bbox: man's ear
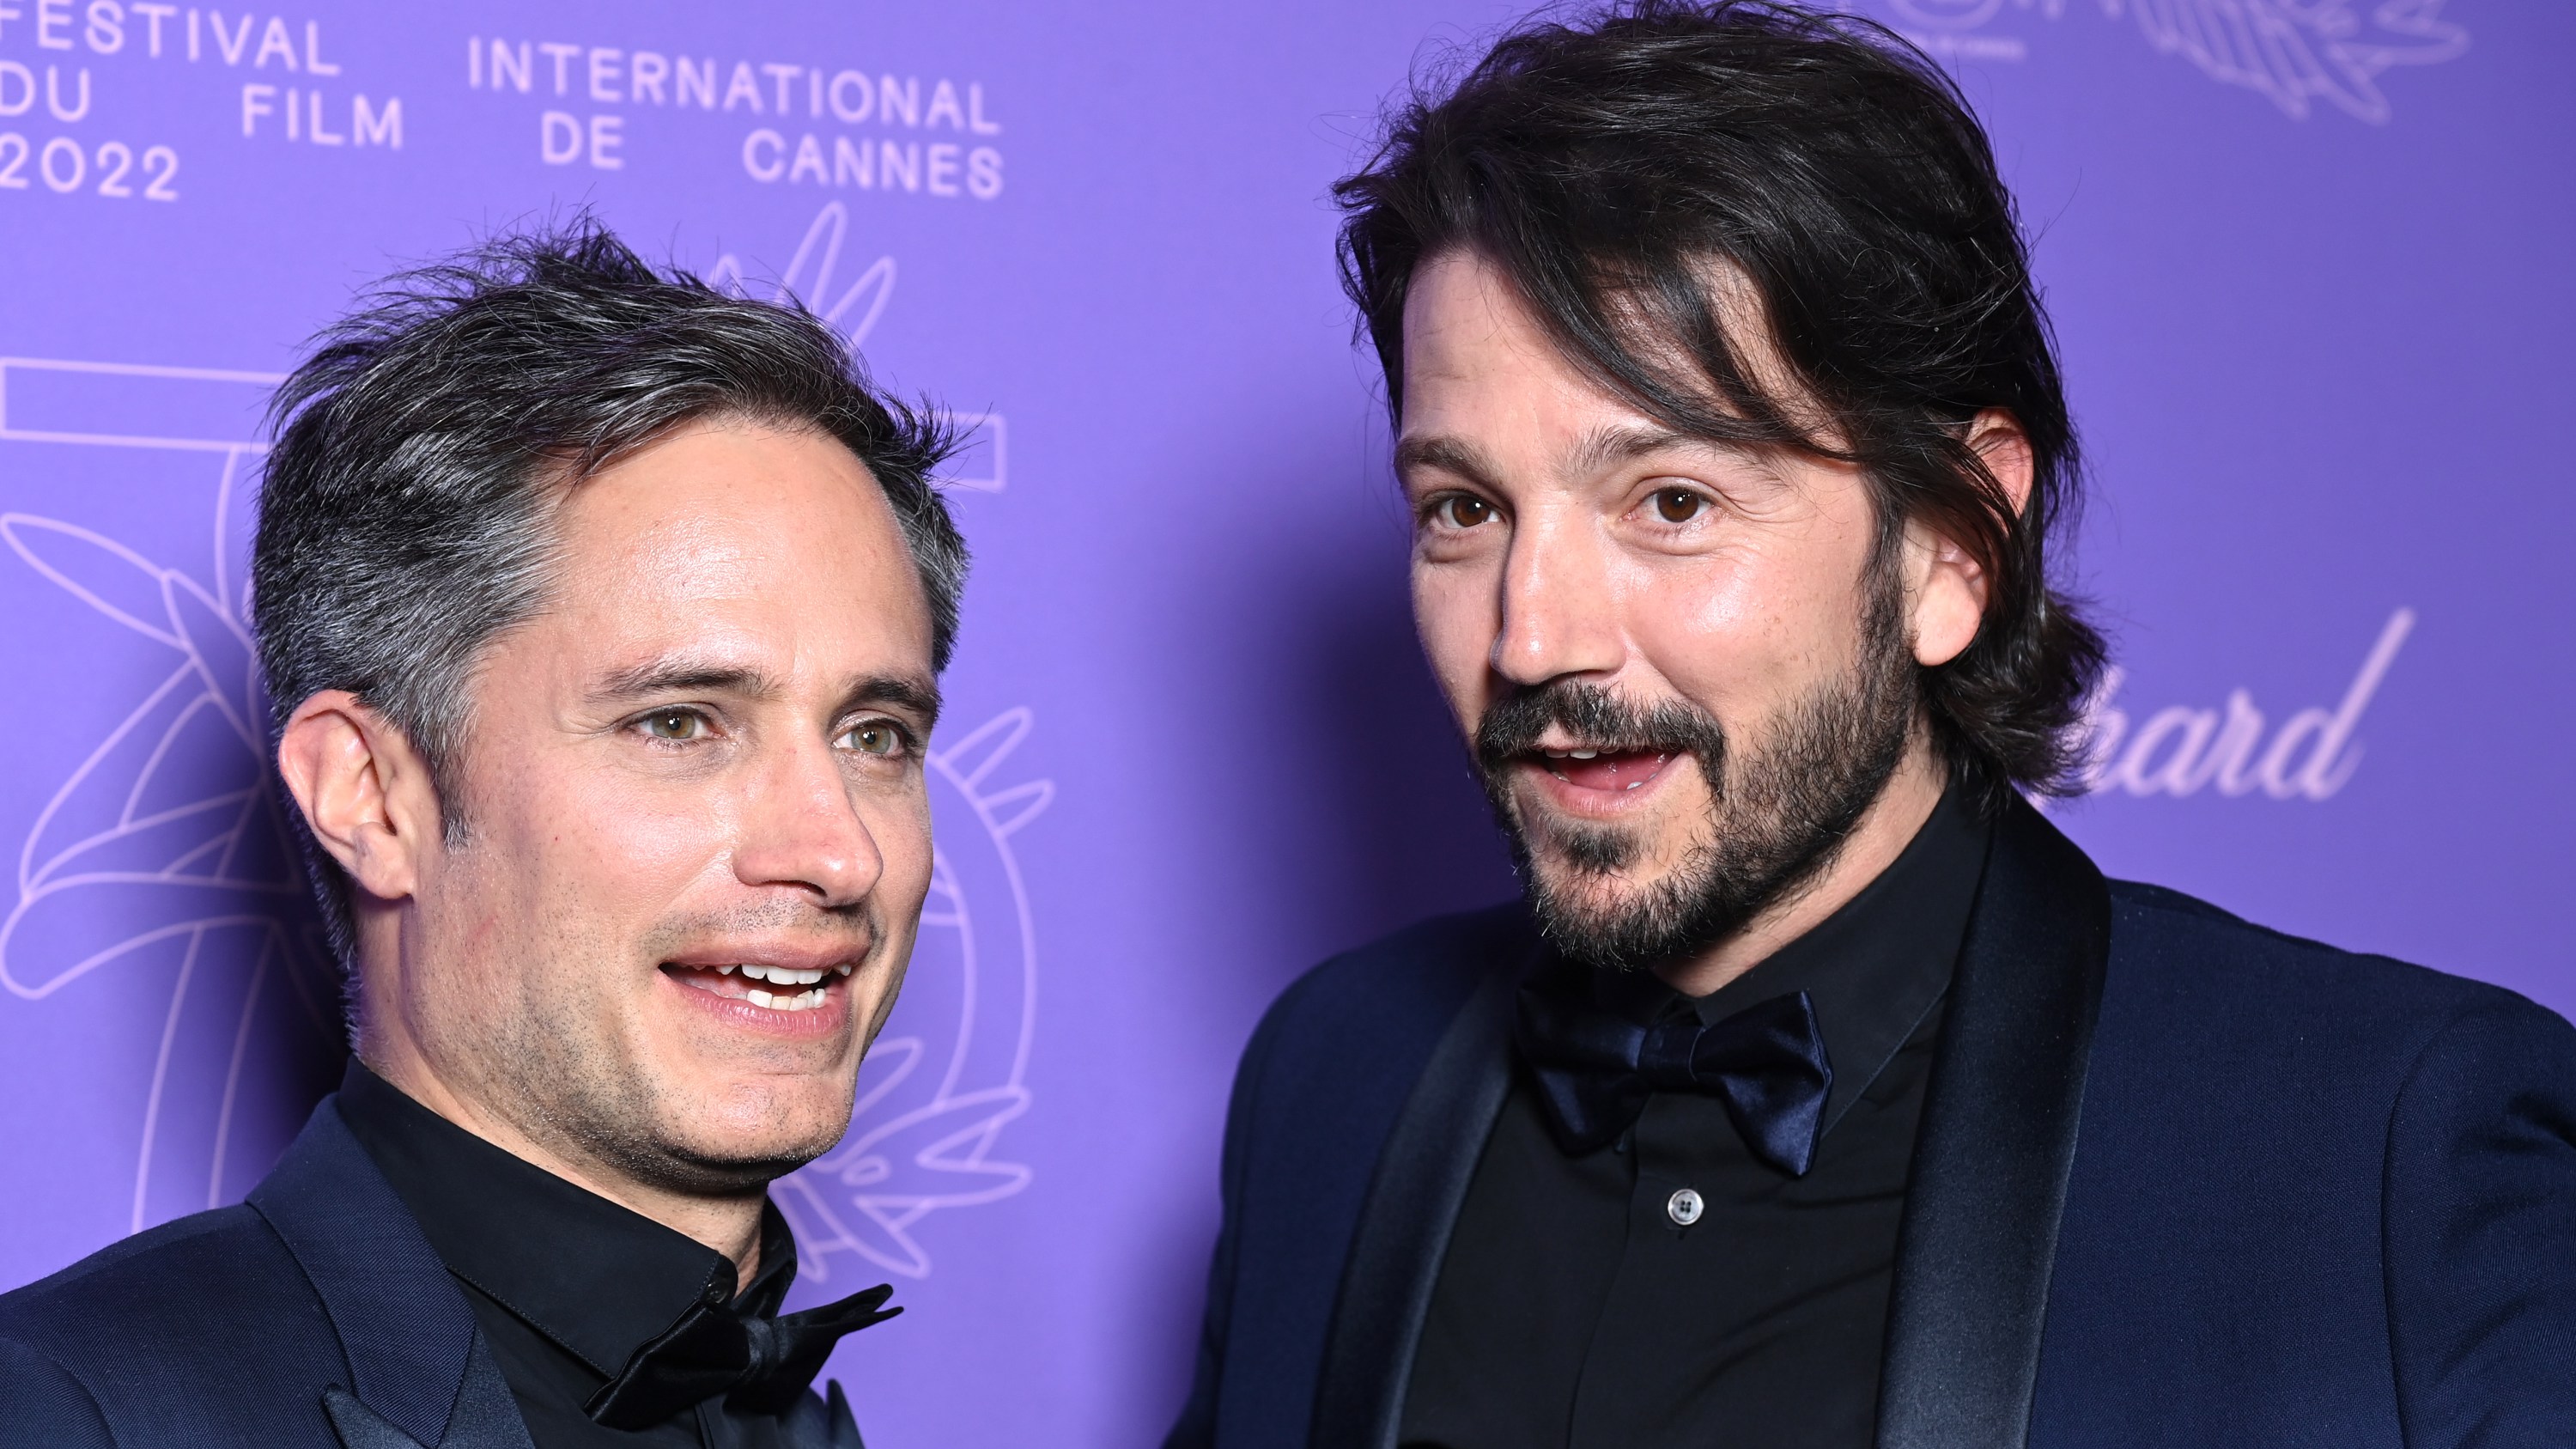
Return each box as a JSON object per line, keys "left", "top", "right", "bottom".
{"left": 274, "top": 691, "right": 440, "bottom": 904}
{"left": 1965, "top": 407, "right": 2034, "bottom": 516}
{"left": 1905, "top": 408, "right": 2032, "bottom": 669}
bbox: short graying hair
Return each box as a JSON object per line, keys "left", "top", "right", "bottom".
{"left": 252, "top": 220, "right": 967, "bottom": 966}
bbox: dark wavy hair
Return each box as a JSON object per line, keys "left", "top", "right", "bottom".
{"left": 1335, "top": 0, "right": 2104, "bottom": 801}
{"left": 254, "top": 219, "right": 965, "bottom": 965}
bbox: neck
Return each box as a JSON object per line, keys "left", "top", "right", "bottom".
{"left": 1650, "top": 734, "right": 1949, "bottom": 999}
{"left": 356, "top": 1038, "right": 769, "bottom": 1294}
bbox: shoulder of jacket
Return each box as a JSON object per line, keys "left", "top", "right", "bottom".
{"left": 0, "top": 1203, "right": 316, "bottom": 1355}
{"left": 2104, "top": 877, "right": 2553, "bottom": 1035}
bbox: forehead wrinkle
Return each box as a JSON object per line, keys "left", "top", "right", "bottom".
{"left": 1560, "top": 420, "right": 1779, "bottom": 490}
{"left": 1560, "top": 421, "right": 1698, "bottom": 479}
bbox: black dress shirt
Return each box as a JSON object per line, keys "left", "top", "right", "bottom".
{"left": 1400, "top": 788, "right": 1991, "bottom": 1449}
{"left": 337, "top": 1063, "right": 821, "bottom": 1449}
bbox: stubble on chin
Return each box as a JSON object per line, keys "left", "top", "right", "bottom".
{"left": 459, "top": 935, "right": 859, "bottom": 1202}
{"left": 519, "top": 1009, "right": 853, "bottom": 1199}
{"left": 1481, "top": 579, "right": 1919, "bottom": 972}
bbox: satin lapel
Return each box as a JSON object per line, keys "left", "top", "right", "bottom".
{"left": 1309, "top": 962, "right": 1522, "bottom": 1449}
{"left": 251, "top": 1099, "right": 537, "bottom": 1449}
{"left": 1876, "top": 799, "right": 2110, "bottom": 1449}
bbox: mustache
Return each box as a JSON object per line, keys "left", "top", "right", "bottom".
{"left": 1473, "top": 680, "right": 1729, "bottom": 775}
{"left": 642, "top": 896, "right": 884, "bottom": 959}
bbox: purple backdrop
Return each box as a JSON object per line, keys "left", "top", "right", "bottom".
{"left": 2, "top": 1, "right": 2567, "bottom": 1444}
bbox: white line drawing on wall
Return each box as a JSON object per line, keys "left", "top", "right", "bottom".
{"left": 708, "top": 201, "right": 899, "bottom": 350}
{"left": 1, "top": 357, "right": 343, "bottom": 1233}
{"left": 706, "top": 200, "right": 1042, "bottom": 1278}
{"left": 706, "top": 199, "right": 1006, "bottom": 491}
{"left": 777, "top": 709, "right": 1048, "bottom": 1281}
{"left": 1886, "top": 0, "right": 2469, "bottom": 121}
{"left": 0, "top": 358, "right": 288, "bottom": 454}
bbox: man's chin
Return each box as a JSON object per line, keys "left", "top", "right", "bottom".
{"left": 1522, "top": 848, "right": 1637, "bottom": 907}
{"left": 1516, "top": 831, "right": 1748, "bottom": 972}
{"left": 631, "top": 1120, "right": 846, "bottom": 1196}
{"left": 1526, "top": 874, "right": 1638, "bottom": 929}
{"left": 595, "top": 1064, "right": 857, "bottom": 1189}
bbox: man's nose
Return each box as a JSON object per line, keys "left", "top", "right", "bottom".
{"left": 1492, "top": 508, "right": 1625, "bottom": 687}
{"left": 732, "top": 737, "right": 884, "bottom": 910}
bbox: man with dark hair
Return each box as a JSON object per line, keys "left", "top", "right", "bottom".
{"left": 0, "top": 223, "right": 966, "bottom": 1449}
{"left": 1169, "top": 5, "right": 2576, "bottom": 1447}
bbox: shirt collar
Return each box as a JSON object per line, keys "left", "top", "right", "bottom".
{"left": 1587, "top": 782, "right": 1992, "bottom": 1130}
{"left": 335, "top": 1060, "right": 799, "bottom": 1379}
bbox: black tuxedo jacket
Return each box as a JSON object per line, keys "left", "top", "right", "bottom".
{"left": 0, "top": 1099, "right": 860, "bottom": 1449}
{"left": 1165, "top": 801, "right": 2576, "bottom": 1449}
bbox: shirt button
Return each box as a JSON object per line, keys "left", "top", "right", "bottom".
{"left": 1666, "top": 1187, "right": 1704, "bottom": 1227}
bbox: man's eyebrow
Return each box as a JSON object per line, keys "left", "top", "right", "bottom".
{"left": 588, "top": 656, "right": 780, "bottom": 704}
{"left": 590, "top": 660, "right": 942, "bottom": 730}
{"left": 836, "top": 674, "right": 944, "bottom": 732}
{"left": 1393, "top": 434, "right": 1499, "bottom": 488}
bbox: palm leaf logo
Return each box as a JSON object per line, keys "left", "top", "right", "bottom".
{"left": 2, "top": 404, "right": 343, "bottom": 1236}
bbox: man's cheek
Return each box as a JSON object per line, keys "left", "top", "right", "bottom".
{"left": 568, "top": 785, "right": 735, "bottom": 884}
{"left": 1413, "top": 574, "right": 1493, "bottom": 682}
{"left": 884, "top": 843, "right": 936, "bottom": 925}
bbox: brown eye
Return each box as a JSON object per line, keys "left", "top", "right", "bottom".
{"left": 1437, "top": 496, "right": 1497, "bottom": 528}
{"left": 1653, "top": 488, "right": 1705, "bottom": 524}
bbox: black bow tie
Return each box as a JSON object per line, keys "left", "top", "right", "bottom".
{"left": 1515, "top": 977, "right": 1834, "bottom": 1177}
{"left": 587, "top": 1282, "right": 900, "bottom": 1429}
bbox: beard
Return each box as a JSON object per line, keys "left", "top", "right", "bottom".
{"left": 1473, "top": 570, "right": 1920, "bottom": 972}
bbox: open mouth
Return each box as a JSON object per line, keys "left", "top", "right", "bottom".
{"left": 662, "top": 961, "right": 855, "bottom": 1014}
{"left": 1532, "top": 746, "right": 1678, "bottom": 793}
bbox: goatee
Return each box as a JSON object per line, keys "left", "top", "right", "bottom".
{"left": 1473, "top": 575, "right": 1919, "bottom": 972}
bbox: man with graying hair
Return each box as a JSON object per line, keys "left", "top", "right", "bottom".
{"left": 0, "top": 222, "right": 967, "bottom": 1449}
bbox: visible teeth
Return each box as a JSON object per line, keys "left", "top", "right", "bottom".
{"left": 1570, "top": 749, "right": 1598, "bottom": 759}
{"left": 732, "top": 964, "right": 828, "bottom": 986}
{"left": 730, "top": 983, "right": 829, "bottom": 1013}
{"left": 683, "top": 962, "right": 840, "bottom": 1005}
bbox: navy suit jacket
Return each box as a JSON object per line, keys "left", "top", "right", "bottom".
{"left": 1167, "top": 801, "right": 2576, "bottom": 1449}
{"left": 0, "top": 1099, "right": 860, "bottom": 1449}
